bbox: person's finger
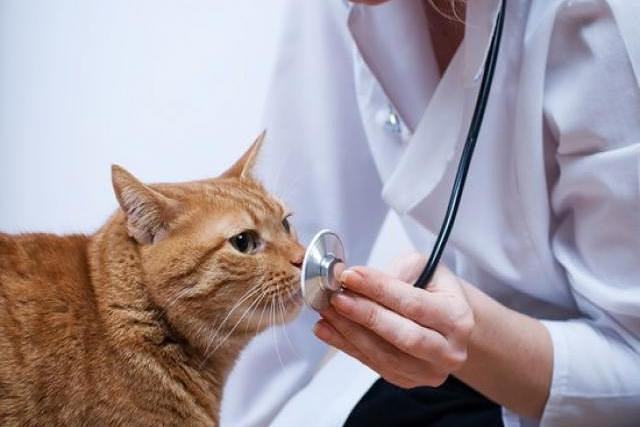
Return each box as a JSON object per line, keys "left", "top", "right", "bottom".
{"left": 339, "top": 265, "right": 465, "bottom": 335}
{"left": 318, "top": 308, "right": 444, "bottom": 387}
{"left": 330, "top": 290, "right": 467, "bottom": 369}
{"left": 314, "top": 318, "right": 419, "bottom": 388}
{"left": 314, "top": 319, "right": 368, "bottom": 362}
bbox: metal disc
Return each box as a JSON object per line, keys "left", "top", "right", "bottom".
{"left": 301, "top": 230, "right": 346, "bottom": 311}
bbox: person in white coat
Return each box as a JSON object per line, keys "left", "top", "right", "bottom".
{"left": 221, "top": 0, "right": 640, "bottom": 426}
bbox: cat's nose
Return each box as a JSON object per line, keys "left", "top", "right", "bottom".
{"left": 290, "top": 252, "right": 304, "bottom": 269}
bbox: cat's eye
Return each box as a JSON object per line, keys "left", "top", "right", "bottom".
{"left": 229, "top": 231, "right": 259, "bottom": 254}
{"left": 282, "top": 215, "right": 292, "bottom": 234}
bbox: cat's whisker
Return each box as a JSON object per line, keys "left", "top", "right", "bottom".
{"left": 200, "top": 291, "right": 267, "bottom": 367}
{"left": 275, "top": 286, "right": 286, "bottom": 329}
{"left": 244, "top": 286, "right": 270, "bottom": 335}
{"left": 243, "top": 288, "right": 269, "bottom": 334}
{"left": 215, "top": 291, "right": 266, "bottom": 348}
{"left": 202, "top": 277, "right": 282, "bottom": 357}
{"left": 201, "top": 300, "right": 260, "bottom": 368}
{"left": 209, "top": 286, "right": 262, "bottom": 335}
{"left": 199, "top": 284, "right": 265, "bottom": 361}
{"left": 278, "top": 287, "right": 297, "bottom": 355}
{"left": 245, "top": 294, "right": 265, "bottom": 334}
{"left": 243, "top": 286, "right": 267, "bottom": 336}
{"left": 211, "top": 284, "right": 263, "bottom": 334}
{"left": 255, "top": 289, "right": 269, "bottom": 336}
{"left": 270, "top": 293, "right": 286, "bottom": 371}
{"left": 164, "top": 287, "right": 194, "bottom": 311}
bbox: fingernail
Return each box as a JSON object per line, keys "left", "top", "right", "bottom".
{"left": 333, "top": 262, "right": 346, "bottom": 280}
{"left": 340, "top": 269, "right": 363, "bottom": 286}
{"left": 319, "top": 307, "right": 333, "bottom": 319}
{"left": 331, "top": 291, "right": 354, "bottom": 310}
{"left": 313, "top": 321, "right": 331, "bottom": 340}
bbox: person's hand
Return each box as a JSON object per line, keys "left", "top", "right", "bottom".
{"left": 313, "top": 253, "right": 475, "bottom": 388}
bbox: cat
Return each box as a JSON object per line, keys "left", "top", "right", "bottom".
{"left": 0, "top": 132, "right": 305, "bottom": 426}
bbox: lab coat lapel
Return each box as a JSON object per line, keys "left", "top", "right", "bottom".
{"left": 382, "top": 49, "right": 467, "bottom": 214}
{"left": 381, "top": 0, "right": 502, "bottom": 215}
{"left": 347, "top": 0, "right": 437, "bottom": 131}
{"left": 608, "top": 1, "right": 640, "bottom": 83}
{"left": 464, "top": 0, "right": 502, "bottom": 83}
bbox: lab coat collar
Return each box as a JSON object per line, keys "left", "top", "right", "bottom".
{"left": 348, "top": 0, "right": 503, "bottom": 214}
{"left": 347, "top": 0, "right": 438, "bottom": 132}
{"left": 382, "top": 46, "right": 468, "bottom": 214}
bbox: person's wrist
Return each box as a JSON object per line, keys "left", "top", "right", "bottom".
{"left": 454, "top": 280, "right": 485, "bottom": 373}
{"left": 453, "top": 279, "right": 512, "bottom": 382}
{"left": 454, "top": 280, "right": 553, "bottom": 418}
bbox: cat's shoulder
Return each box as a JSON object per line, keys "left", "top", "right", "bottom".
{"left": 0, "top": 232, "right": 89, "bottom": 271}
{"left": 0, "top": 232, "right": 25, "bottom": 270}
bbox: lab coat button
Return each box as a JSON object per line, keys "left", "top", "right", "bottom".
{"left": 384, "top": 110, "right": 401, "bottom": 134}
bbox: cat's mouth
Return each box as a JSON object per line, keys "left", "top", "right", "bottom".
{"left": 275, "top": 285, "right": 303, "bottom": 322}
{"left": 237, "top": 281, "right": 303, "bottom": 332}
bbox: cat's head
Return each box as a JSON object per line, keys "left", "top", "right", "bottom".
{"left": 110, "top": 132, "right": 304, "bottom": 355}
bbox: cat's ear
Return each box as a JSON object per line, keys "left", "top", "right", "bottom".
{"left": 111, "top": 165, "right": 178, "bottom": 244}
{"left": 221, "top": 130, "right": 265, "bottom": 179}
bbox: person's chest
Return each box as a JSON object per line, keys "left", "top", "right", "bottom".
{"left": 348, "top": 0, "right": 579, "bottom": 315}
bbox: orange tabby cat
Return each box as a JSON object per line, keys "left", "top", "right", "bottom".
{"left": 0, "top": 133, "right": 304, "bottom": 426}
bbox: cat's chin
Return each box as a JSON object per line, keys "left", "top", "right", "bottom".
{"left": 243, "top": 287, "right": 304, "bottom": 332}
{"left": 280, "top": 288, "right": 304, "bottom": 321}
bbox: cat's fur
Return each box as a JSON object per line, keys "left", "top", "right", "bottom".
{"left": 0, "top": 134, "right": 305, "bottom": 426}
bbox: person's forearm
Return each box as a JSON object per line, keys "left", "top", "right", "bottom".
{"left": 454, "top": 282, "right": 553, "bottom": 419}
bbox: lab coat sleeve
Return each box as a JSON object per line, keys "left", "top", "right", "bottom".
{"left": 540, "top": 1, "right": 640, "bottom": 425}
{"left": 220, "top": 1, "right": 388, "bottom": 426}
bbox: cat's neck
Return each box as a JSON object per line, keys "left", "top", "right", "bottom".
{"left": 88, "top": 214, "right": 246, "bottom": 422}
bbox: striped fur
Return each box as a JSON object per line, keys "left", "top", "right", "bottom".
{"left": 0, "top": 137, "right": 304, "bottom": 426}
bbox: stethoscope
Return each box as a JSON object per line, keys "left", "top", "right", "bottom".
{"left": 300, "top": 0, "right": 507, "bottom": 311}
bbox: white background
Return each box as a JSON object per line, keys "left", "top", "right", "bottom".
{"left": 0, "top": 0, "right": 286, "bottom": 234}
{"left": 0, "top": 0, "right": 410, "bottom": 267}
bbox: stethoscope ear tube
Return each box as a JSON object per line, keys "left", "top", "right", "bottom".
{"left": 413, "top": 0, "right": 507, "bottom": 289}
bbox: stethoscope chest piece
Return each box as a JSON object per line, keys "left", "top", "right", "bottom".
{"left": 301, "top": 229, "right": 346, "bottom": 312}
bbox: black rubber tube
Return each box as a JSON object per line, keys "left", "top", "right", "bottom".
{"left": 414, "top": 0, "right": 507, "bottom": 289}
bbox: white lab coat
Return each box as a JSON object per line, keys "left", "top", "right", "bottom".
{"left": 221, "top": 0, "right": 640, "bottom": 426}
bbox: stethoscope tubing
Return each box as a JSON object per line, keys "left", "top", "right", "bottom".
{"left": 414, "top": 0, "right": 507, "bottom": 289}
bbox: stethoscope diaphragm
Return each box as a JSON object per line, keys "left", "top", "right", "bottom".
{"left": 300, "top": 229, "right": 346, "bottom": 311}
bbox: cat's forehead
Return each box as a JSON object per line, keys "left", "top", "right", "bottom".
{"left": 164, "top": 178, "right": 285, "bottom": 218}
{"left": 211, "top": 180, "right": 284, "bottom": 214}
{"left": 154, "top": 178, "right": 287, "bottom": 228}
{"left": 181, "top": 179, "right": 288, "bottom": 241}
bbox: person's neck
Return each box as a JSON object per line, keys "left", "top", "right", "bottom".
{"left": 423, "top": 0, "right": 466, "bottom": 75}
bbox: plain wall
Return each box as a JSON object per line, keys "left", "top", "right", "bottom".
{"left": 0, "top": 0, "right": 413, "bottom": 275}
{"left": 0, "top": 0, "right": 285, "bottom": 234}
